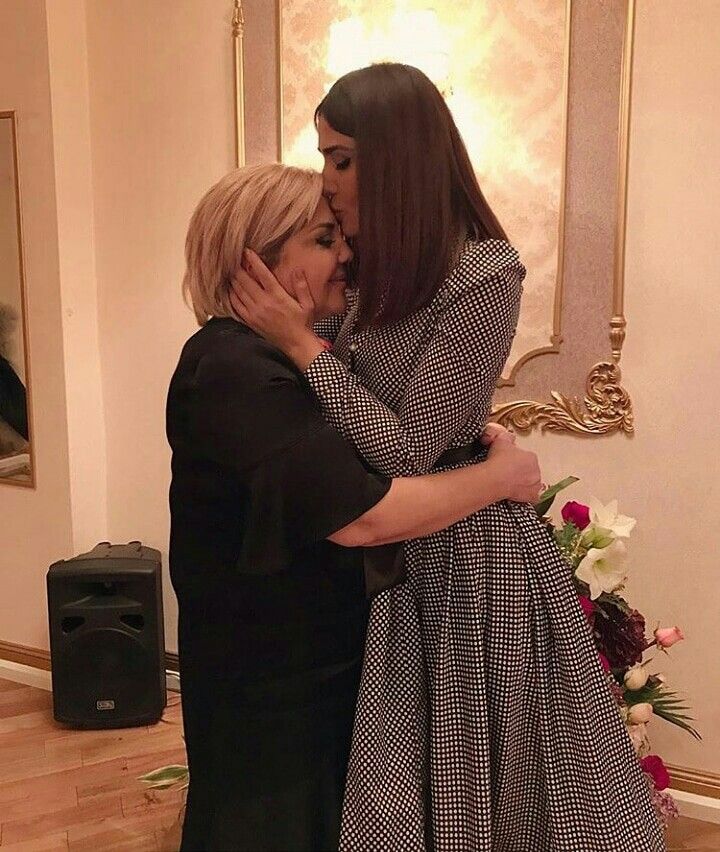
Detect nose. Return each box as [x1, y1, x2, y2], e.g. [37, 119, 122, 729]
[322, 161, 337, 199]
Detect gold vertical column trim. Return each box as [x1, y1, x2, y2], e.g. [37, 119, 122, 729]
[232, 0, 246, 167]
[276, 0, 284, 161]
[611, 0, 636, 360]
[552, 0, 573, 348]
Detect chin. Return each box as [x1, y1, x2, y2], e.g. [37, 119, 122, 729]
[323, 295, 347, 318]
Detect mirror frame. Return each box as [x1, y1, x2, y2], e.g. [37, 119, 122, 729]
[0, 110, 35, 488]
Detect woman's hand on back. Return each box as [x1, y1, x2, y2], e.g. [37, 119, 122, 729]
[481, 422, 515, 446]
[230, 250, 324, 368]
[485, 439, 542, 504]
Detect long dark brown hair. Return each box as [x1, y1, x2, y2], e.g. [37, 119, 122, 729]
[316, 62, 508, 327]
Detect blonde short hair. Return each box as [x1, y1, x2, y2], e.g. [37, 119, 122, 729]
[183, 163, 323, 325]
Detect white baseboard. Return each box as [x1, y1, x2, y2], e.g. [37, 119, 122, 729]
[0, 658, 180, 694]
[670, 788, 720, 824]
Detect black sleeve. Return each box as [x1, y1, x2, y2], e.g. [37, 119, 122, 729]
[186, 344, 391, 574]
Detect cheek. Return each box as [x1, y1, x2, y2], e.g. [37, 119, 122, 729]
[303, 254, 336, 304]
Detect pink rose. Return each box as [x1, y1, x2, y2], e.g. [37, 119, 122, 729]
[598, 652, 611, 673]
[641, 755, 670, 791]
[654, 626, 684, 648]
[578, 595, 595, 622]
[561, 501, 591, 530]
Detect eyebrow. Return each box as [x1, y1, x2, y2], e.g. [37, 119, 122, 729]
[312, 221, 337, 232]
[318, 144, 354, 155]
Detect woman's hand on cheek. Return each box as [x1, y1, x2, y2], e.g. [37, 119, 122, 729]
[230, 250, 325, 370]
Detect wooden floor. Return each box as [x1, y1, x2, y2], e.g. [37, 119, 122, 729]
[668, 815, 720, 850]
[0, 676, 186, 851]
[0, 676, 718, 851]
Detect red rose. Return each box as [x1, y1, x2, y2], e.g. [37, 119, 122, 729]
[562, 501, 591, 530]
[641, 755, 670, 791]
[598, 652, 611, 672]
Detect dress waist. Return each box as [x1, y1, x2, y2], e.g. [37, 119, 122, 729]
[433, 438, 486, 469]
[362, 439, 486, 600]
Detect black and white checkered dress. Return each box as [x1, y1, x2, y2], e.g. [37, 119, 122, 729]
[306, 239, 665, 851]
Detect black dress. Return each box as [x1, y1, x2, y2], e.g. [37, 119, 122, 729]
[166, 318, 391, 852]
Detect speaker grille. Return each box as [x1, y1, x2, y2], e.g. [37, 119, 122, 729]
[53, 629, 158, 723]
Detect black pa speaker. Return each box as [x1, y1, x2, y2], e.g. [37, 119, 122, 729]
[47, 541, 166, 729]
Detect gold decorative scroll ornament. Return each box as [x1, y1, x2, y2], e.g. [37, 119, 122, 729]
[493, 362, 634, 436]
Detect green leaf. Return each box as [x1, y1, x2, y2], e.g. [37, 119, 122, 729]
[624, 682, 702, 740]
[534, 477, 579, 518]
[652, 707, 702, 740]
[138, 765, 189, 789]
[554, 523, 582, 567]
[596, 591, 633, 616]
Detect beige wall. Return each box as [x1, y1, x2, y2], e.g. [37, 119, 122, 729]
[522, 1, 720, 774]
[85, 0, 236, 646]
[0, 1, 74, 647]
[0, 0, 717, 781]
[46, 0, 108, 554]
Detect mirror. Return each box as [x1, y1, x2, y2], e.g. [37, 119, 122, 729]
[0, 111, 33, 486]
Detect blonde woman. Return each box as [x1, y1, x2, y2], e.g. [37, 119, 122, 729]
[167, 163, 542, 852]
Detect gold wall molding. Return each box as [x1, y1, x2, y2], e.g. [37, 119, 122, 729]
[232, 0, 246, 167]
[493, 0, 636, 436]
[492, 361, 633, 436]
[496, 0, 571, 389]
[668, 764, 720, 800]
[247, 1, 637, 438]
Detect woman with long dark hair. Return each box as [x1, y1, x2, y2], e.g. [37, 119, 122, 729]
[232, 64, 664, 851]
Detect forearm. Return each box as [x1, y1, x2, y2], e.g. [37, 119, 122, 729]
[329, 462, 502, 547]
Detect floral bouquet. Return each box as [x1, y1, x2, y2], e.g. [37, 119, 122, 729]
[537, 478, 700, 831]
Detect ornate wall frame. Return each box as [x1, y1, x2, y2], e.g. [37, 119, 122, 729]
[236, 0, 637, 437]
[0, 110, 35, 487]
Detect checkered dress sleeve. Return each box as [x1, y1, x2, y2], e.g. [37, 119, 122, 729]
[304, 258, 524, 477]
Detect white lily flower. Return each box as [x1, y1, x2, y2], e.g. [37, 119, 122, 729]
[588, 498, 636, 539]
[575, 539, 628, 600]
